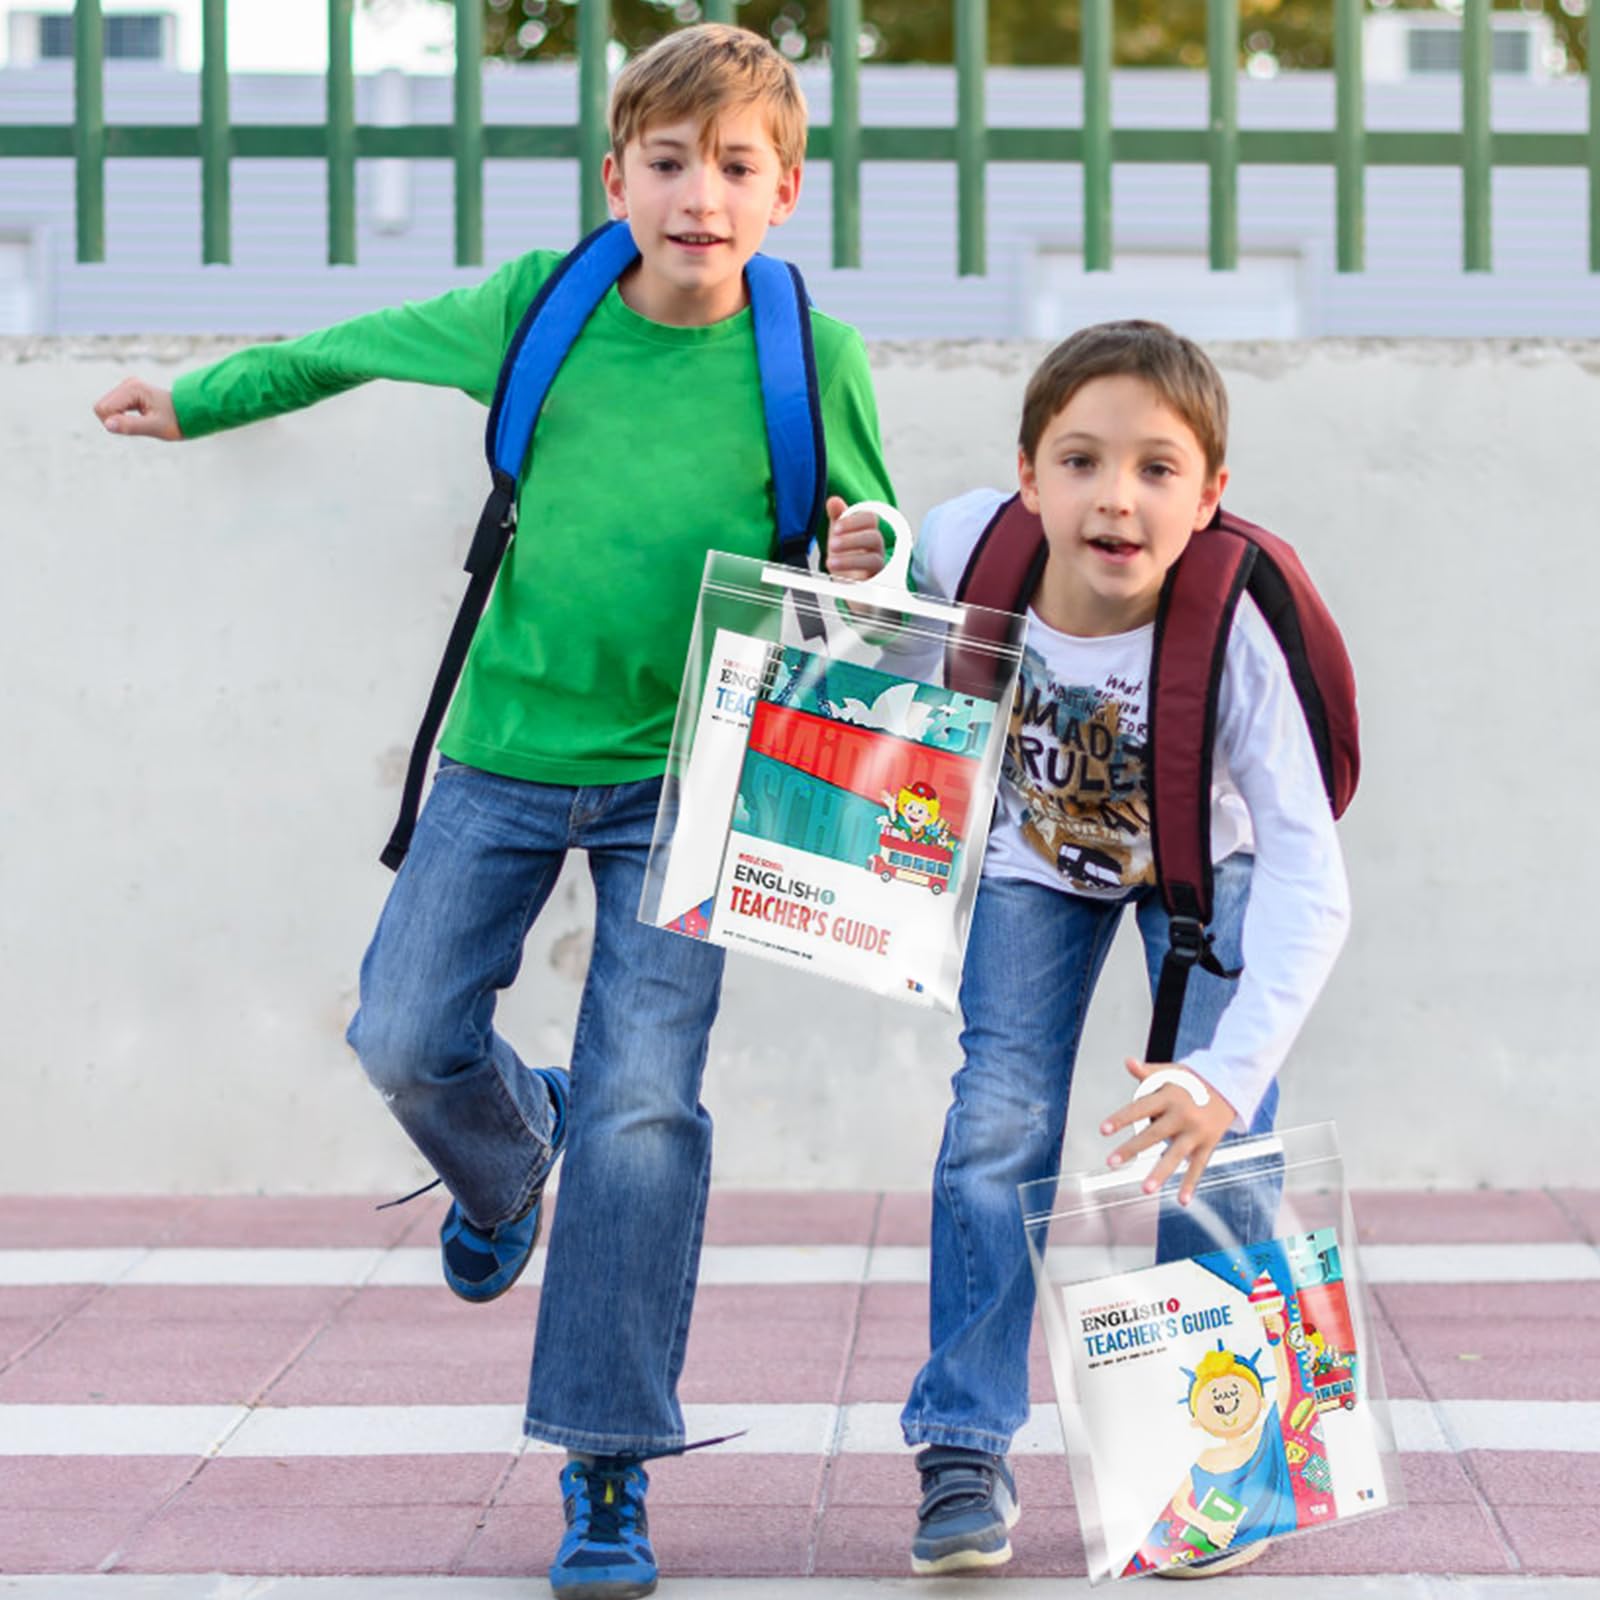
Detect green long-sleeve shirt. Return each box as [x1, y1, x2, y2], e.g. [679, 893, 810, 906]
[173, 251, 896, 785]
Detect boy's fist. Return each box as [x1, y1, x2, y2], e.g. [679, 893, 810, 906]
[822, 495, 887, 581]
[94, 377, 182, 440]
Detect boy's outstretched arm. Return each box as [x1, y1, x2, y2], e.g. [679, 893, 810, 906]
[1100, 1058, 1237, 1207]
[95, 377, 182, 441]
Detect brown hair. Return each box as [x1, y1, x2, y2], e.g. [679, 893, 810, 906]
[1018, 320, 1229, 477]
[609, 23, 807, 172]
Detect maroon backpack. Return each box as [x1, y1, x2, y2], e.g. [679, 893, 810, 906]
[946, 495, 1359, 1064]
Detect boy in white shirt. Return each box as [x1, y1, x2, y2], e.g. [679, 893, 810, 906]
[899, 322, 1350, 1578]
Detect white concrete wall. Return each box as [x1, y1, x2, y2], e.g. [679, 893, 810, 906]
[3, 335, 1597, 1193]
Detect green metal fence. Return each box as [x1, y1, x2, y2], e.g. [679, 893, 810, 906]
[3, 0, 1597, 275]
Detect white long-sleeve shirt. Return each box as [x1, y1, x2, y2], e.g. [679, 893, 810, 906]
[916, 488, 1351, 1124]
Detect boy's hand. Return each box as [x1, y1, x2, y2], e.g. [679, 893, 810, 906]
[822, 495, 888, 582]
[1100, 1058, 1237, 1207]
[94, 377, 182, 441]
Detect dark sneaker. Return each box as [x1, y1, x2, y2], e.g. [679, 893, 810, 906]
[911, 1445, 1020, 1575]
[549, 1456, 657, 1600]
[439, 1065, 569, 1303]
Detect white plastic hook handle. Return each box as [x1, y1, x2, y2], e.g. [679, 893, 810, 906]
[836, 500, 914, 592]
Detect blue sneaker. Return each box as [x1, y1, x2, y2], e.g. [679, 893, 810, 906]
[438, 1065, 569, 1303]
[910, 1446, 1020, 1575]
[550, 1456, 657, 1600]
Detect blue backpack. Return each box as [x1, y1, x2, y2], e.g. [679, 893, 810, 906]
[381, 219, 827, 869]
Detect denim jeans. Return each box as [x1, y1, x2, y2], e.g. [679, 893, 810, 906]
[900, 853, 1280, 1456]
[346, 759, 726, 1455]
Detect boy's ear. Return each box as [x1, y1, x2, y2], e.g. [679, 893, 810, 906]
[1193, 464, 1229, 530]
[601, 150, 628, 221]
[768, 164, 803, 227]
[1017, 446, 1041, 514]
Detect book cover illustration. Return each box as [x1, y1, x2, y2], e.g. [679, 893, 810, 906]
[1058, 1226, 1388, 1580]
[707, 644, 1001, 1004]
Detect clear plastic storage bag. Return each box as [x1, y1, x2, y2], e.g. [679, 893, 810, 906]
[1021, 1122, 1403, 1581]
[638, 504, 1026, 1011]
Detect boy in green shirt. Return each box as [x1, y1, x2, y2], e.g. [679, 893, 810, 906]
[95, 25, 894, 1598]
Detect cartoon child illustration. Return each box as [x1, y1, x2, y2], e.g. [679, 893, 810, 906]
[879, 781, 954, 849]
[1163, 1305, 1300, 1562]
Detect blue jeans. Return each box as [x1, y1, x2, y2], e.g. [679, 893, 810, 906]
[900, 853, 1280, 1456]
[346, 759, 726, 1455]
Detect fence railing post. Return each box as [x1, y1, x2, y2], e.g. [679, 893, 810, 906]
[579, 0, 611, 236]
[1334, 0, 1365, 273]
[1082, 0, 1112, 271]
[956, 0, 987, 277]
[200, 0, 231, 264]
[453, 0, 484, 264]
[1206, 0, 1238, 271]
[1462, 0, 1492, 271]
[73, 0, 104, 263]
[831, 0, 862, 267]
[328, 0, 356, 266]
[1586, 18, 1597, 271]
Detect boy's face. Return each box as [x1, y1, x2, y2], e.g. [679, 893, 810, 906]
[1019, 374, 1227, 637]
[602, 105, 801, 327]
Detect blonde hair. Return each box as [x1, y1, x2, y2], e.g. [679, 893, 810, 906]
[1019, 320, 1229, 479]
[609, 23, 807, 172]
[1186, 1348, 1263, 1414]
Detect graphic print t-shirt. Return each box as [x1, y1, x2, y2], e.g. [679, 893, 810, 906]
[917, 492, 1251, 900]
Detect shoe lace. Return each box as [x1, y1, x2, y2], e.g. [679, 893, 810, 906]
[917, 1448, 1000, 1520]
[374, 1176, 441, 1212]
[575, 1461, 640, 1545]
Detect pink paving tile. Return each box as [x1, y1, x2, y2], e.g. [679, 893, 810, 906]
[1370, 1319, 1427, 1401]
[1250, 1502, 1512, 1575]
[639, 1504, 815, 1576]
[157, 1195, 422, 1248]
[1390, 1317, 1600, 1402]
[499, 1450, 824, 1509]
[1468, 1451, 1600, 1507]
[1498, 1504, 1600, 1575]
[0, 1195, 196, 1248]
[872, 1191, 932, 1248]
[455, 1499, 564, 1577]
[703, 1190, 880, 1246]
[1398, 1451, 1479, 1504]
[0, 1455, 196, 1509]
[0, 1286, 99, 1365]
[173, 1455, 509, 1509]
[0, 1509, 156, 1574]
[1378, 1281, 1600, 1323]
[114, 1503, 485, 1575]
[1348, 1189, 1580, 1245]
[812, 1503, 1085, 1578]
[826, 1452, 1074, 1509]
[333, 1284, 541, 1325]
[678, 1285, 858, 1405]
[265, 1304, 533, 1407]
[0, 1314, 325, 1405]
[1553, 1189, 1600, 1244]
[78, 1285, 350, 1323]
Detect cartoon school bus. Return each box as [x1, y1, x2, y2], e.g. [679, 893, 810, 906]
[871, 831, 955, 894]
[1313, 1364, 1356, 1413]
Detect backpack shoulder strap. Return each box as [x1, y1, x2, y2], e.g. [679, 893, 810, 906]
[1144, 522, 1255, 1061]
[745, 253, 826, 569]
[380, 222, 637, 871]
[944, 492, 1046, 699]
